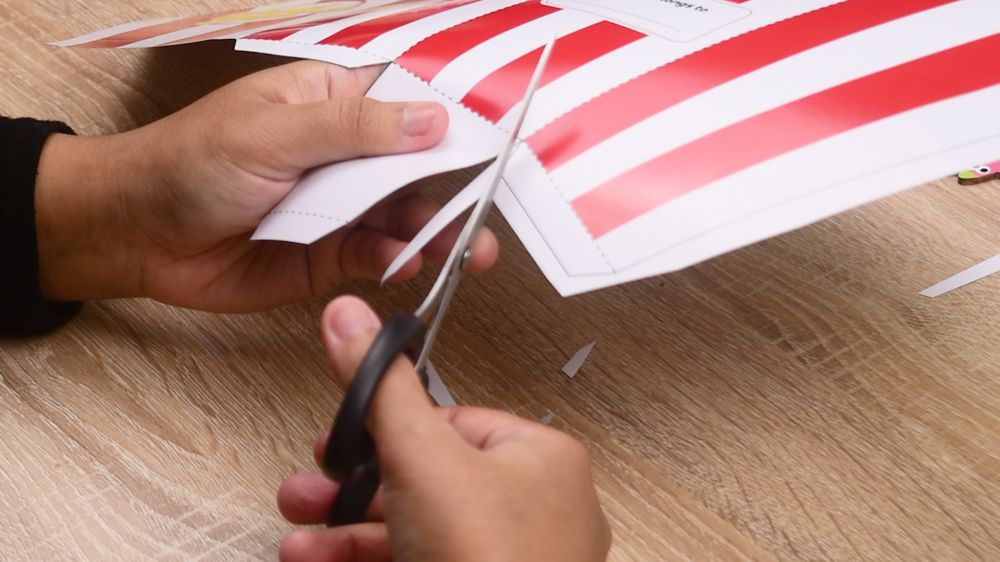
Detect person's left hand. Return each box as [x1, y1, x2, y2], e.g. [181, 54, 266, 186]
[34, 61, 498, 311]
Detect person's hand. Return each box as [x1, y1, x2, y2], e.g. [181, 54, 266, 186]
[276, 296, 611, 562]
[33, 61, 497, 311]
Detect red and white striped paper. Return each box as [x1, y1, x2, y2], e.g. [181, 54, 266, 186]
[60, 0, 1000, 295]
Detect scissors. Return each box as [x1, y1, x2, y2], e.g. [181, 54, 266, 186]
[321, 38, 555, 527]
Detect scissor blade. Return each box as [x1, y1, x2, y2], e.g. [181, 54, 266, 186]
[411, 38, 555, 369]
[475, 36, 555, 214]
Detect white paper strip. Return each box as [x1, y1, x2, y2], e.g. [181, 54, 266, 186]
[381, 166, 488, 284]
[920, 254, 1000, 298]
[235, 39, 385, 68]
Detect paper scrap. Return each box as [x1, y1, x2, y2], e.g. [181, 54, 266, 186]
[920, 254, 1000, 298]
[381, 166, 487, 284]
[425, 362, 457, 407]
[561, 341, 595, 378]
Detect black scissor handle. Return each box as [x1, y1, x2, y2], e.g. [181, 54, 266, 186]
[323, 313, 426, 526]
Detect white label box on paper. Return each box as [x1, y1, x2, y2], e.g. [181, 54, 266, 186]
[544, 0, 751, 42]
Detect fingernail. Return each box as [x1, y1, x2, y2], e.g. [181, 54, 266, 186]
[402, 105, 438, 137]
[326, 298, 380, 345]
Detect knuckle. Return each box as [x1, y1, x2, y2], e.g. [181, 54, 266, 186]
[545, 431, 592, 467]
[331, 98, 369, 151]
[353, 98, 395, 153]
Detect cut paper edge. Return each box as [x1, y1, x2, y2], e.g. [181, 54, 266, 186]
[561, 341, 595, 378]
[920, 253, 1000, 298]
[235, 38, 386, 67]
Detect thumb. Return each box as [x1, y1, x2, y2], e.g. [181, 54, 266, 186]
[321, 296, 460, 472]
[273, 99, 448, 169]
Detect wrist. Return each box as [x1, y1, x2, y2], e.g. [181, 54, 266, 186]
[35, 132, 148, 302]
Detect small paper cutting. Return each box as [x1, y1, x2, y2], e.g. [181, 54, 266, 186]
[562, 341, 595, 378]
[920, 254, 1000, 298]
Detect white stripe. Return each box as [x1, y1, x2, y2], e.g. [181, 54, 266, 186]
[597, 84, 1000, 270]
[551, 0, 1000, 200]
[125, 23, 241, 48]
[235, 39, 385, 67]
[51, 17, 177, 47]
[362, 0, 527, 60]
[277, 0, 430, 44]
[430, 9, 599, 101]
[503, 0, 846, 136]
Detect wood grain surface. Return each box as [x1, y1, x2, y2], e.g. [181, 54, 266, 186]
[3, 1, 1000, 560]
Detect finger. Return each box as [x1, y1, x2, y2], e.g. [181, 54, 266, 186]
[365, 193, 500, 272]
[423, 226, 500, 274]
[271, 98, 448, 169]
[314, 431, 331, 466]
[237, 61, 385, 104]
[361, 194, 499, 275]
[320, 297, 461, 468]
[277, 473, 384, 525]
[338, 228, 419, 282]
[307, 227, 419, 287]
[280, 524, 391, 562]
[320, 296, 382, 390]
[277, 473, 339, 525]
[361, 192, 440, 239]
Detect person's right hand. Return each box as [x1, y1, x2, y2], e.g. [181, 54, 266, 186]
[276, 296, 612, 562]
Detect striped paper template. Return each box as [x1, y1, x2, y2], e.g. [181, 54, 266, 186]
[60, 0, 1000, 295]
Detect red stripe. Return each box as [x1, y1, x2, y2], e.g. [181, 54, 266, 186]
[320, 0, 475, 48]
[572, 33, 1000, 238]
[529, 0, 957, 171]
[460, 21, 642, 122]
[396, 1, 558, 83]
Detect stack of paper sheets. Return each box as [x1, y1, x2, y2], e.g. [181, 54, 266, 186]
[59, 0, 1000, 295]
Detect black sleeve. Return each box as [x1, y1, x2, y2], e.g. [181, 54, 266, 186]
[0, 116, 83, 337]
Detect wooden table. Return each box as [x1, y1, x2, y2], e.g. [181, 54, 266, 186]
[3, 1, 1000, 560]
